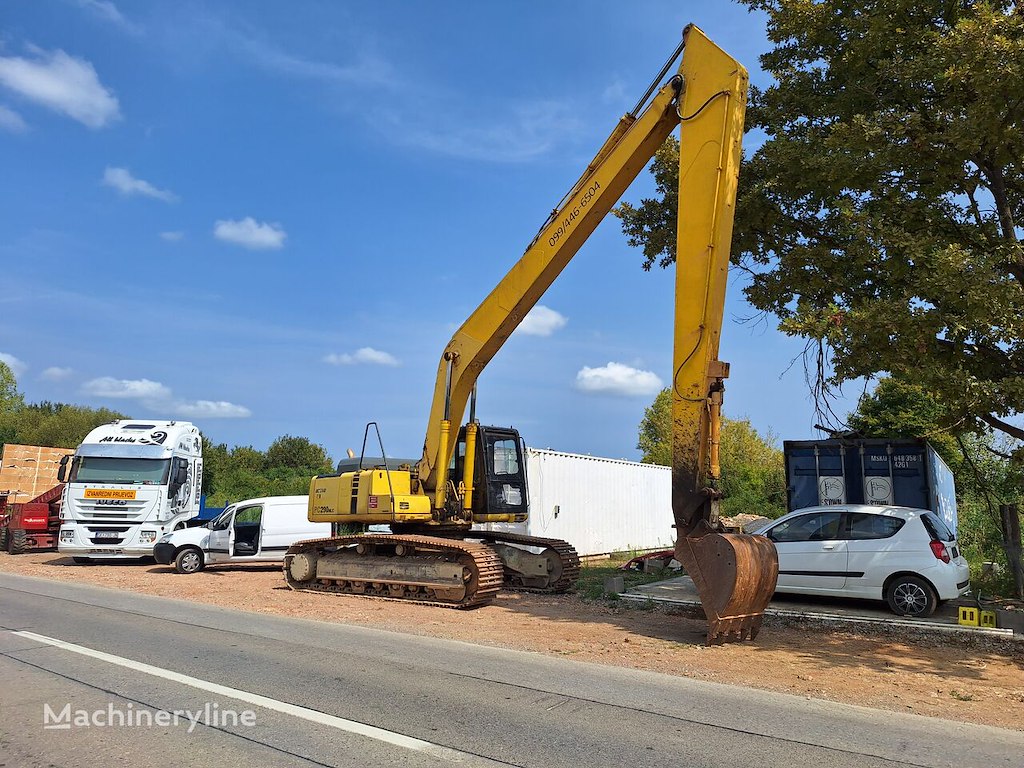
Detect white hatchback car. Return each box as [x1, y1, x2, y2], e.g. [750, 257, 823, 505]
[753, 504, 970, 617]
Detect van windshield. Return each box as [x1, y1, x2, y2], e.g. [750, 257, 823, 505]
[73, 457, 171, 485]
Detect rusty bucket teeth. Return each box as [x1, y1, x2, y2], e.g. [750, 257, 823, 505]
[675, 532, 778, 645]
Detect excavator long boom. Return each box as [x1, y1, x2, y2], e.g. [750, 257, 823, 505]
[411, 25, 777, 642]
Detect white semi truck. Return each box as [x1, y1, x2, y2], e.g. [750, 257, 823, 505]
[57, 420, 203, 561]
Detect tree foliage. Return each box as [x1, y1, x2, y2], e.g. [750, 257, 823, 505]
[637, 388, 787, 517]
[3, 402, 128, 449]
[618, 1, 1024, 442]
[202, 436, 333, 506]
[846, 377, 959, 460]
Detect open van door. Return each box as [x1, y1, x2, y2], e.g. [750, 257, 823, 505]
[207, 507, 234, 564]
[232, 503, 263, 557]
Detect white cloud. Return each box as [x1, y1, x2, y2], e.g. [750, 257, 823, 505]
[172, 400, 251, 419]
[159, 231, 184, 241]
[103, 167, 178, 202]
[0, 104, 27, 133]
[83, 376, 172, 400]
[575, 362, 663, 397]
[40, 366, 73, 382]
[0, 48, 120, 128]
[214, 217, 287, 250]
[324, 347, 400, 366]
[0, 352, 28, 378]
[517, 305, 567, 337]
[81, 375, 250, 419]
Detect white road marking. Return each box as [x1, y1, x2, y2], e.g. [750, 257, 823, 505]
[13, 630, 489, 764]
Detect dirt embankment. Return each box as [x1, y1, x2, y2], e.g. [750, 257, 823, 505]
[2, 552, 1022, 731]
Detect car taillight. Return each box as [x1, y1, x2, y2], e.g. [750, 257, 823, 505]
[929, 539, 950, 563]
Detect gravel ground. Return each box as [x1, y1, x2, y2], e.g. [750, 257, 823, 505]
[2, 551, 1022, 731]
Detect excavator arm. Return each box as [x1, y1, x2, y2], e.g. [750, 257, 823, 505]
[667, 30, 780, 642]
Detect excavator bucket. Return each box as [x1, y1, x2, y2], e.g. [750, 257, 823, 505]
[675, 532, 779, 644]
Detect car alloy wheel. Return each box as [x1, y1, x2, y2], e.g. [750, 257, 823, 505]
[887, 575, 937, 617]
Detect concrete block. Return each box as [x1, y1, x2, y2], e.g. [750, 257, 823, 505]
[603, 575, 625, 595]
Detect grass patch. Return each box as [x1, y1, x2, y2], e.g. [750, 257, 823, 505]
[575, 554, 678, 602]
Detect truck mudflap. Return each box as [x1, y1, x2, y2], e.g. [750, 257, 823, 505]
[675, 531, 779, 644]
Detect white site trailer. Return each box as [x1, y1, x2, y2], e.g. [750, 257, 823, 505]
[57, 420, 203, 561]
[479, 447, 673, 557]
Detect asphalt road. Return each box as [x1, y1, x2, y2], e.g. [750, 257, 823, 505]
[1, 573, 1021, 768]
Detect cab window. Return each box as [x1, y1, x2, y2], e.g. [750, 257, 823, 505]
[490, 439, 520, 476]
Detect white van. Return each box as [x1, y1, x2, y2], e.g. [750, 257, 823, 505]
[153, 496, 330, 574]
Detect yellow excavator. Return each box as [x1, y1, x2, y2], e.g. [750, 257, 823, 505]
[284, 24, 779, 644]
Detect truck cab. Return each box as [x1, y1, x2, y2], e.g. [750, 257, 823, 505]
[57, 420, 203, 561]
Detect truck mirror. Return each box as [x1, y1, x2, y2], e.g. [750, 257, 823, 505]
[168, 459, 189, 497]
[58, 455, 69, 483]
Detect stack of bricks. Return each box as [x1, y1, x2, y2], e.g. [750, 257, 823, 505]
[0, 444, 75, 503]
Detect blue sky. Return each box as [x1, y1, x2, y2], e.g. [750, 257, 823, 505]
[0, 0, 859, 462]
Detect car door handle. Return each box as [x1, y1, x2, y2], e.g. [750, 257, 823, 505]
[822, 544, 836, 550]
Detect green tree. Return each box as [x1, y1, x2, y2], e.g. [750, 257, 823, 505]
[203, 444, 268, 506]
[846, 377, 959, 461]
[0, 361, 22, 413]
[8, 402, 126, 449]
[265, 435, 332, 474]
[637, 388, 787, 517]
[637, 388, 672, 466]
[617, 1, 1024, 441]
[0, 361, 25, 447]
[717, 418, 788, 518]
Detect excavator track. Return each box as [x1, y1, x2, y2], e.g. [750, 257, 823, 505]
[469, 531, 581, 593]
[283, 533, 505, 609]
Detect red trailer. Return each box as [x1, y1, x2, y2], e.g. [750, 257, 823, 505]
[0, 483, 64, 554]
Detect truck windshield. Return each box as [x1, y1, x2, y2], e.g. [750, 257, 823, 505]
[73, 457, 171, 485]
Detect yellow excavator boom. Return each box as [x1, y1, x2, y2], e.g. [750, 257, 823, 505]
[297, 25, 778, 640]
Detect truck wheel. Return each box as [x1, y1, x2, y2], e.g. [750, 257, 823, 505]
[0, 527, 8, 551]
[8, 529, 27, 555]
[174, 547, 204, 574]
[886, 575, 937, 617]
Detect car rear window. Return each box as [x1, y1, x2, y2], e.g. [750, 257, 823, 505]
[847, 512, 904, 540]
[921, 512, 955, 542]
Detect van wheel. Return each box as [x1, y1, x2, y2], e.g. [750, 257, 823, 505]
[174, 547, 204, 574]
[886, 575, 937, 617]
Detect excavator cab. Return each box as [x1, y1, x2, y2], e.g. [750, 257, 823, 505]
[451, 425, 528, 523]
